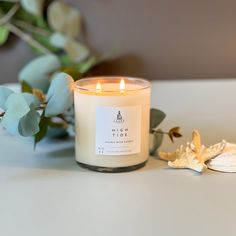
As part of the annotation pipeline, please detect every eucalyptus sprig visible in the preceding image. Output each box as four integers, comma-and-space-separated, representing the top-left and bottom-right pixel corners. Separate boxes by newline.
0, 72, 74, 144
149, 109, 182, 155
0, 0, 103, 76
0, 0, 104, 144
0, 0, 182, 150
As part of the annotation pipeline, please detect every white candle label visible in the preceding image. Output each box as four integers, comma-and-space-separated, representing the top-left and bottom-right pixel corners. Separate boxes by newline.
96, 106, 141, 155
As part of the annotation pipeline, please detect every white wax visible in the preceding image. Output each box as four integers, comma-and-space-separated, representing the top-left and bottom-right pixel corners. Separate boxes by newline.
74, 83, 150, 168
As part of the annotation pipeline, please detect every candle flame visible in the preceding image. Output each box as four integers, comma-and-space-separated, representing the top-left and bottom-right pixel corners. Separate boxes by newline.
120, 79, 125, 92
96, 81, 102, 91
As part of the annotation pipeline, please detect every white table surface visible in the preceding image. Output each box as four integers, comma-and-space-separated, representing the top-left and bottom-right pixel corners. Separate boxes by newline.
1, 80, 236, 236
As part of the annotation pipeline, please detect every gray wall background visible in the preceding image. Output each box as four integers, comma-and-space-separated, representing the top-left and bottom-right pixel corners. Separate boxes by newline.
1, 0, 236, 83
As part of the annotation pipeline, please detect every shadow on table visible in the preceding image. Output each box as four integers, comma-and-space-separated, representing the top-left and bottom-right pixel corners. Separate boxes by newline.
33, 146, 84, 172
0, 134, 88, 172
0, 133, 180, 174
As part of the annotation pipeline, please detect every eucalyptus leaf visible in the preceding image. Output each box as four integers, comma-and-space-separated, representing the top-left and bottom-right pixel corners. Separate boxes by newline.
150, 108, 166, 132
45, 72, 74, 117
1, 93, 30, 135
0, 119, 19, 135
59, 55, 74, 67
77, 56, 100, 74
149, 131, 164, 155
48, 118, 67, 128
20, 0, 44, 16
32, 33, 60, 53
0, 86, 13, 110
46, 127, 68, 139
14, 7, 40, 24
19, 54, 61, 92
35, 15, 47, 28
3, 93, 29, 120
22, 92, 40, 107
34, 113, 49, 145
50, 32, 89, 63
0, 0, 19, 2
18, 104, 40, 136
65, 39, 89, 63
47, 1, 81, 37
62, 67, 81, 81
49, 32, 67, 48
0, 26, 9, 45
21, 80, 32, 93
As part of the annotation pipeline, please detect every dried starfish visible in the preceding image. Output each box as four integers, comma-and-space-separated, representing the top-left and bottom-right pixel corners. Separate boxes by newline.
159, 130, 226, 172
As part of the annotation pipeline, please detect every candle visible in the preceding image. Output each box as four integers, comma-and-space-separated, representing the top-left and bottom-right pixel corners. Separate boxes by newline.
74, 76, 151, 172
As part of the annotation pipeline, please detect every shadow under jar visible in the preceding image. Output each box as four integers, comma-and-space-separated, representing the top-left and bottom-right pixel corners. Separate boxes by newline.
74, 76, 151, 172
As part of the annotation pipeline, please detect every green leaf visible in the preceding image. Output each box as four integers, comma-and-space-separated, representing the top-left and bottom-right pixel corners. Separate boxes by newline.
18, 104, 40, 136
149, 130, 164, 155
47, 1, 81, 37
59, 55, 74, 67
19, 54, 61, 92
3, 93, 30, 120
21, 80, 32, 93
34, 113, 49, 145
48, 119, 67, 129
32, 33, 60, 53
35, 16, 48, 28
77, 56, 100, 75
0, 1, 19, 3
14, 7, 38, 23
0, 119, 19, 135
1, 93, 30, 135
150, 108, 166, 132
49, 33, 90, 64
45, 72, 74, 117
46, 127, 68, 139
65, 39, 89, 63
0, 26, 10, 45
0, 2, 15, 13
0, 86, 14, 110
49, 32, 67, 48
22, 93, 40, 107
20, 0, 44, 16
62, 67, 81, 81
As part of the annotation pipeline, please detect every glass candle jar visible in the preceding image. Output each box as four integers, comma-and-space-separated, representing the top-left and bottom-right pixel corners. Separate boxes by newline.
74, 76, 151, 172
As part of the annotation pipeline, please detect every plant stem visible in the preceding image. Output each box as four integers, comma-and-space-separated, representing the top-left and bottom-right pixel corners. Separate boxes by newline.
13, 19, 51, 37
0, 3, 20, 25
152, 130, 168, 135
5, 22, 51, 54
35, 104, 47, 111
0, 3, 51, 54
57, 114, 74, 125
57, 114, 67, 122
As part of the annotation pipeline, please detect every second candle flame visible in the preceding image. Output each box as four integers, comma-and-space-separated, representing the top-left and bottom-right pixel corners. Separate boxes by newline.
96, 81, 102, 91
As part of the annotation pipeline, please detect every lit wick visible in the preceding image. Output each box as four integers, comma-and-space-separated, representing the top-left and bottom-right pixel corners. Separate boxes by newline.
120, 79, 125, 93
96, 81, 102, 93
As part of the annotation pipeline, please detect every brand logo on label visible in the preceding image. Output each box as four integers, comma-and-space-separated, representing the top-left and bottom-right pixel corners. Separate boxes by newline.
114, 111, 124, 123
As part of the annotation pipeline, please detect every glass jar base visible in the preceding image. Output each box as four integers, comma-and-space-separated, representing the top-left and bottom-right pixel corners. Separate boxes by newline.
76, 161, 147, 173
